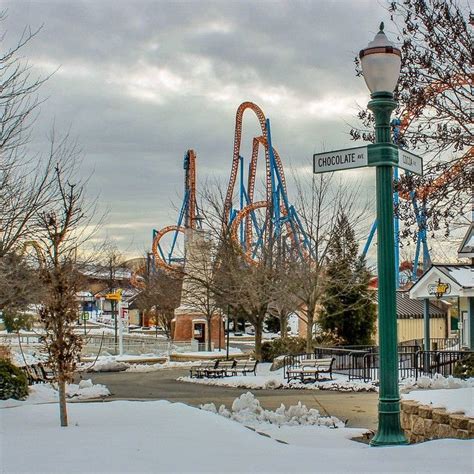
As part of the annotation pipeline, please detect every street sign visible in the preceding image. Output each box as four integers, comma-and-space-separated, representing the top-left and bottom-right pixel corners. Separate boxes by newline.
81, 312, 90, 321
105, 289, 123, 301
313, 145, 423, 176
398, 149, 423, 176
313, 146, 368, 173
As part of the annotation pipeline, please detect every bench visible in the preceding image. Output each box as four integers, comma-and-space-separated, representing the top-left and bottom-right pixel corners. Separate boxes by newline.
21, 363, 55, 385
286, 357, 335, 383
209, 360, 236, 377
189, 360, 218, 378
232, 359, 258, 376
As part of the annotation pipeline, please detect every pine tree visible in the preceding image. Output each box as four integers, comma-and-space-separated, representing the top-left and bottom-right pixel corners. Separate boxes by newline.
319, 212, 376, 345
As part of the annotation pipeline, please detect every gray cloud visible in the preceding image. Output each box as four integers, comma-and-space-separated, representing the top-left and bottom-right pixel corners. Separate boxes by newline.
3, 0, 392, 257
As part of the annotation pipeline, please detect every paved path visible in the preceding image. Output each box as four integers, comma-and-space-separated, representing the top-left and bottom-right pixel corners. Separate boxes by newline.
82, 368, 379, 430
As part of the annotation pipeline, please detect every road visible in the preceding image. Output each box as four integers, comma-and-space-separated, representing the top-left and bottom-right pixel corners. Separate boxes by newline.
82, 367, 379, 430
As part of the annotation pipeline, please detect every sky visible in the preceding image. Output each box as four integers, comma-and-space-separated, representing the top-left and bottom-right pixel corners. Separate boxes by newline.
0, 0, 415, 259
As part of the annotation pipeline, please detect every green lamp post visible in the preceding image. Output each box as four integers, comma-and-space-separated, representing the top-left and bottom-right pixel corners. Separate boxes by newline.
359, 23, 408, 446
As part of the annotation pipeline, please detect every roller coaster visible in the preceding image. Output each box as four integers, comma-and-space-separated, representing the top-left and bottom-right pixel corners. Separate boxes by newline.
223, 102, 312, 263
151, 83, 471, 277
151, 102, 312, 271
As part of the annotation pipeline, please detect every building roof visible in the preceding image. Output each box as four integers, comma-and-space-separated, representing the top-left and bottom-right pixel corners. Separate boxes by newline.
458, 223, 474, 259
434, 264, 473, 289
396, 291, 447, 319
409, 263, 474, 299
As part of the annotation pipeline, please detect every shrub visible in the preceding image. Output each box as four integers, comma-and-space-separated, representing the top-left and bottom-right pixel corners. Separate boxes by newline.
453, 353, 474, 379
0, 358, 29, 400
261, 337, 308, 362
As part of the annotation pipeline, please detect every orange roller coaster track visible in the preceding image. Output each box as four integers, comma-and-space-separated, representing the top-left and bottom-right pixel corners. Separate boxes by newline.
223, 102, 311, 262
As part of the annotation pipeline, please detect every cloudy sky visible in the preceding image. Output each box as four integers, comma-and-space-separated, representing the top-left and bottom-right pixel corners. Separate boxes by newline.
3, 0, 396, 258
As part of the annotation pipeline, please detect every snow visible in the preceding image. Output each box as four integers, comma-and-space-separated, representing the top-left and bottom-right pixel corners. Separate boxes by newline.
201, 391, 344, 428
1, 398, 472, 473
400, 374, 474, 393
126, 360, 196, 372
448, 266, 473, 288
174, 347, 243, 356
403, 387, 474, 417
0, 379, 110, 408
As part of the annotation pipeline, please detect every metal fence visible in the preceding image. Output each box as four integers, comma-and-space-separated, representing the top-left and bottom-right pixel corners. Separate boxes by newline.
0, 332, 210, 356
399, 337, 459, 351
283, 345, 472, 383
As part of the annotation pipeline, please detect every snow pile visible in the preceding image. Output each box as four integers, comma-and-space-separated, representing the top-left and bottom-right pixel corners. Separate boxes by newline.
66, 379, 110, 399
403, 387, 473, 417
0, 379, 110, 408
178, 371, 377, 392
201, 392, 344, 428
80, 357, 129, 372
126, 360, 196, 372
400, 374, 474, 393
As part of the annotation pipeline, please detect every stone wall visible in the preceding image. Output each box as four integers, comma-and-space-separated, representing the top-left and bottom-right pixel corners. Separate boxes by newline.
401, 400, 474, 443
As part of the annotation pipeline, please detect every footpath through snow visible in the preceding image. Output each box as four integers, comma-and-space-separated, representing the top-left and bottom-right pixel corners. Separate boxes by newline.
1, 398, 472, 473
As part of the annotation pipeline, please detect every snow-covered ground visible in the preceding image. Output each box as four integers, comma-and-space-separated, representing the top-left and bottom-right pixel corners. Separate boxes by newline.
0, 379, 110, 408
1, 398, 472, 473
172, 347, 243, 357
403, 387, 473, 417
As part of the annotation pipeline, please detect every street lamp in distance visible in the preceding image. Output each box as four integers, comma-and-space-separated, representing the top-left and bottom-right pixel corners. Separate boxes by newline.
359, 22, 408, 447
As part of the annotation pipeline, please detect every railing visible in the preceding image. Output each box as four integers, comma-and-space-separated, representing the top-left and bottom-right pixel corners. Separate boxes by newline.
283, 345, 471, 383
349, 351, 418, 382
414, 350, 471, 379
399, 337, 459, 351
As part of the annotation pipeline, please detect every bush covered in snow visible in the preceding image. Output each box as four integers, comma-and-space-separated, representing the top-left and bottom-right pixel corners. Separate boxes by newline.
0, 358, 29, 400
201, 392, 343, 428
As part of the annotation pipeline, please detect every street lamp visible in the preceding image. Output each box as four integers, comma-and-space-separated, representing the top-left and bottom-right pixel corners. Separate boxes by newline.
359, 22, 407, 446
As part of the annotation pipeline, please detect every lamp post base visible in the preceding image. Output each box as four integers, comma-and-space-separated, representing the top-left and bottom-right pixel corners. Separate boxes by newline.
370, 399, 408, 446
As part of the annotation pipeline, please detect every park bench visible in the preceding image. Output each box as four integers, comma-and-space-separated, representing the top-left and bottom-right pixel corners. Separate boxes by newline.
286, 357, 335, 383
208, 360, 236, 377
189, 360, 218, 378
232, 359, 258, 376
21, 363, 55, 385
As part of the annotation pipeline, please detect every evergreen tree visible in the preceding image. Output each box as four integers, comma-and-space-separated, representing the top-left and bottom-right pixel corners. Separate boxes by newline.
319, 212, 376, 345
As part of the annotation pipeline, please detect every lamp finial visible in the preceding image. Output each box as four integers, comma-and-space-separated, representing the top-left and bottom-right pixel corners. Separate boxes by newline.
379, 22, 385, 33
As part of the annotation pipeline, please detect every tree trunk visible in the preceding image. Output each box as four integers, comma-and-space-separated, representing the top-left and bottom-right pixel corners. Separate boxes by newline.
280, 314, 288, 339
58, 378, 68, 427
207, 316, 212, 352
254, 321, 263, 361
305, 311, 314, 353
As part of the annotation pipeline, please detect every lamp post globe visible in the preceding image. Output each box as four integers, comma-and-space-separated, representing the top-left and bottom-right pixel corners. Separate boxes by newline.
359, 22, 401, 95
360, 23, 407, 446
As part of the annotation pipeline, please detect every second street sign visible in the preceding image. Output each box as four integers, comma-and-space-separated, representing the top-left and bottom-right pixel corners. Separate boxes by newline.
398, 149, 423, 176
313, 146, 368, 173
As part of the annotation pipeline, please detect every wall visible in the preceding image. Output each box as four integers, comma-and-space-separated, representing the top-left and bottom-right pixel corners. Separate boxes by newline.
401, 400, 473, 443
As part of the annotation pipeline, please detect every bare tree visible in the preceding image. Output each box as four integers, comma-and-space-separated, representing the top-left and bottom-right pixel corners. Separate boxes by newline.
0, 17, 58, 257
289, 173, 370, 352
352, 0, 472, 240
35, 137, 98, 427
179, 230, 222, 351
134, 267, 182, 338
